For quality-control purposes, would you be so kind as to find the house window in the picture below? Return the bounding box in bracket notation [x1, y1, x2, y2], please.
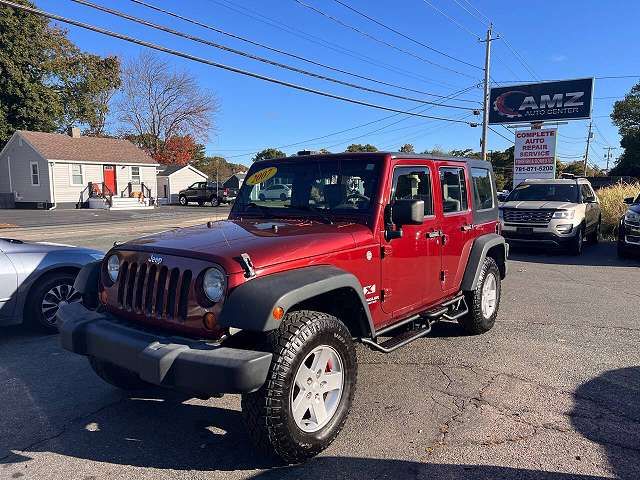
[70, 164, 83, 185]
[131, 166, 141, 185]
[30, 162, 40, 186]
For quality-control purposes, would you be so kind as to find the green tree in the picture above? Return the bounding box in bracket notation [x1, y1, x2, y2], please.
[399, 143, 415, 153]
[252, 148, 286, 162]
[0, 0, 121, 145]
[346, 143, 378, 152]
[611, 82, 640, 176]
[450, 148, 481, 159]
[193, 155, 248, 181]
[421, 146, 447, 155]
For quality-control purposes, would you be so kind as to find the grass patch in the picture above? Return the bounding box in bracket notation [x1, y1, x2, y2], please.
[596, 182, 640, 236]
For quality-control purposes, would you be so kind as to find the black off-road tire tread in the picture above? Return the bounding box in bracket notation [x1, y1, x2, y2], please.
[88, 357, 149, 391]
[459, 257, 501, 335]
[241, 310, 357, 464]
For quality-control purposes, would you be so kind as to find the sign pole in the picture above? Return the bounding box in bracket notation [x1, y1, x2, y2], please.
[480, 23, 493, 161]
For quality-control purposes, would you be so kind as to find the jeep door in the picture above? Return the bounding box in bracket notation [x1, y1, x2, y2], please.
[381, 164, 442, 318]
[437, 165, 474, 292]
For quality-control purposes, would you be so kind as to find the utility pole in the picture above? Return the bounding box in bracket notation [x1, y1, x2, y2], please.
[480, 23, 493, 161]
[604, 146, 616, 173]
[583, 121, 593, 176]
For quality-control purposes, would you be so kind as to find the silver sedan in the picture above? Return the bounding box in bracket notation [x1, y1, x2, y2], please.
[0, 238, 103, 333]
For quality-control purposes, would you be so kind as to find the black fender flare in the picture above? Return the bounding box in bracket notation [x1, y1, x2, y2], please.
[73, 260, 102, 308]
[460, 233, 508, 291]
[218, 265, 374, 335]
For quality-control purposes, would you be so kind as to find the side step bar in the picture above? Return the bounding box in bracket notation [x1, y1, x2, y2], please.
[361, 323, 431, 354]
[362, 294, 468, 354]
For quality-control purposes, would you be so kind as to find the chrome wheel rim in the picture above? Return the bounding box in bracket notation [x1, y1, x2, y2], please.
[41, 282, 81, 325]
[291, 345, 344, 433]
[481, 273, 498, 318]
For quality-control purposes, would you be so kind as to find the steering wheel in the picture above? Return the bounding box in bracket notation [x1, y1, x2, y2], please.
[346, 192, 370, 204]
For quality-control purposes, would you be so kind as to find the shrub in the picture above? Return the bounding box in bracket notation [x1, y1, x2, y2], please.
[596, 182, 640, 237]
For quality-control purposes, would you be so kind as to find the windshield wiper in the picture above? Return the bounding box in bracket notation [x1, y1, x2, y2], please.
[242, 202, 275, 218]
[287, 205, 334, 224]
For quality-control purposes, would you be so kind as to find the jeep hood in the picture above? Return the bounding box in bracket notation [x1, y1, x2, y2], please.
[117, 219, 369, 273]
[500, 200, 576, 210]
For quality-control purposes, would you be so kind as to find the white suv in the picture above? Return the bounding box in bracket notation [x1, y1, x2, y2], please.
[499, 178, 601, 255]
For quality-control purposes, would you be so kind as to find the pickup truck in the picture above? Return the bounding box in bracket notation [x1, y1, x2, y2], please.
[178, 181, 237, 207]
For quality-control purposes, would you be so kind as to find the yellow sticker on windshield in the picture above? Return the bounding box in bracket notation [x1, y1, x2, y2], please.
[246, 166, 278, 186]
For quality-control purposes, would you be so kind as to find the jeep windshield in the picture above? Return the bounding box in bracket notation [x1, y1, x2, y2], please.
[232, 157, 381, 219]
[506, 183, 579, 203]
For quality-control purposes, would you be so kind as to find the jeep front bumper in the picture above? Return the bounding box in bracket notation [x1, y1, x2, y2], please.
[57, 302, 272, 395]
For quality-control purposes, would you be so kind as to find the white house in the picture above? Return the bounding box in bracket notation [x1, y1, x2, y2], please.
[156, 164, 209, 204]
[0, 128, 159, 209]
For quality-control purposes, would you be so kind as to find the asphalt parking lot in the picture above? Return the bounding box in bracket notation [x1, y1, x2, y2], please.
[1, 209, 639, 480]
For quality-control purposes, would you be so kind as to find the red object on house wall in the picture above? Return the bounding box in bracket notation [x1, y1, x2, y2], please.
[103, 165, 116, 193]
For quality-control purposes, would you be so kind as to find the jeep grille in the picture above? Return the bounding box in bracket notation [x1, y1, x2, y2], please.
[503, 209, 554, 225]
[117, 261, 192, 321]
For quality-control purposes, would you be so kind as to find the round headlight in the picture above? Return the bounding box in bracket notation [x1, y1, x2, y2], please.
[107, 255, 120, 282]
[203, 267, 226, 303]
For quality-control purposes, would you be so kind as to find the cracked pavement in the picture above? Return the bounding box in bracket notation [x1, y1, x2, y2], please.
[1, 241, 639, 479]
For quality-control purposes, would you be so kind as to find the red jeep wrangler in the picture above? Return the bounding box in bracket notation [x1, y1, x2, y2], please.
[58, 152, 507, 463]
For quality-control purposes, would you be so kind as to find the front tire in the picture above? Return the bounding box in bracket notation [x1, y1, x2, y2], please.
[210, 196, 220, 207]
[179, 195, 187, 206]
[568, 225, 585, 255]
[459, 257, 501, 335]
[89, 357, 150, 391]
[26, 272, 82, 333]
[242, 310, 357, 464]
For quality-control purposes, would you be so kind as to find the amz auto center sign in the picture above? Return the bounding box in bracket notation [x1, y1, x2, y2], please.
[489, 78, 593, 124]
[513, 128, 557, 185]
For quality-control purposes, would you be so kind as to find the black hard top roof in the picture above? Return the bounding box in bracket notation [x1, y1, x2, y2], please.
[255, 151, 481, 164]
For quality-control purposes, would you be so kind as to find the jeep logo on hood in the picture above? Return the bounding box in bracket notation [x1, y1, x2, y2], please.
[148, 254, 163, 264]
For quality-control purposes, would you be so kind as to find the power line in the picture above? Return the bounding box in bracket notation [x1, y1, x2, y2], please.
[130, 0, 481, 105]
[1, 0, 477, 124]
[221, 84, 479, 159]
[292, 0, 477, 79]
[207, 0, 459, 90]
[488, 126, 513, 143]
[420, 0, 481, 39]
[73, 0, 475, 110]
[331, 0, 481, 70]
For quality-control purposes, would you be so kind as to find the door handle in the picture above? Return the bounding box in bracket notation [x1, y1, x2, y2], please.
[427, 230, 442, 238]
[461, 224, 474, 232]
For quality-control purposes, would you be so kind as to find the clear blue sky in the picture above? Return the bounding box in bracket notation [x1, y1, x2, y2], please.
[37, 0, 640, 167]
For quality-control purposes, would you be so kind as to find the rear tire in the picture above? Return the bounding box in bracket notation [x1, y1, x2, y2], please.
[588, 219, 601, 244]
[617, 241, 629, 259]
[89, 357, 150, 391]
[459, 257, 501, 335]
[242, 310, 357, 464]
[210, 196, 220, 207]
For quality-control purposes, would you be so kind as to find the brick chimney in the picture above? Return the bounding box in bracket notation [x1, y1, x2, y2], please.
[68, 126, 81, 138]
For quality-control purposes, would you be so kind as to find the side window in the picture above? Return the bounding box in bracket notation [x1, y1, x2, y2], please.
[390, 167, 433, 216]
[471, 167, 494, 210]
[581, 184, 595, 202]
[439, 167, 468, 213]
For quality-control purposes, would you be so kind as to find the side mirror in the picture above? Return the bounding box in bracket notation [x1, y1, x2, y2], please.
[624, 197, 635, 205]
[392, 199, 425, 226]
[584, 196, 597, 203]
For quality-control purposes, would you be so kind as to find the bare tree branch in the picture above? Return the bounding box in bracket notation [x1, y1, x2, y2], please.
[117, 51, 218, 158]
